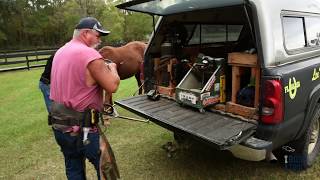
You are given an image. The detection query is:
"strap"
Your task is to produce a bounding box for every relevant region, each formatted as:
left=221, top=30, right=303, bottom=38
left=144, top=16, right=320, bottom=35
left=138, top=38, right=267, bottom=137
left=51, top=116, right=81, bottom=126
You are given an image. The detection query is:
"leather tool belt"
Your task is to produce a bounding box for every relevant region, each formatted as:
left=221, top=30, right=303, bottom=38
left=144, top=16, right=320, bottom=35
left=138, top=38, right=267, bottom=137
left=49, top=101, right=99, bottom=126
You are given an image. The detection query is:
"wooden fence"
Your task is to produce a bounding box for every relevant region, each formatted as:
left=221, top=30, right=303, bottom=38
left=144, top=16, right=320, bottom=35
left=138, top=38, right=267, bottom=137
left=0, top=42, right=127, bottom=73
left=0, top=48, right=57, bottom=72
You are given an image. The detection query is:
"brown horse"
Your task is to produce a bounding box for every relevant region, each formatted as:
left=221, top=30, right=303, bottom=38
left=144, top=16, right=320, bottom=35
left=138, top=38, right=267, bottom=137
left=99, top=41, right=147, bottom=94
left=98, top=41, right=147, bottom=179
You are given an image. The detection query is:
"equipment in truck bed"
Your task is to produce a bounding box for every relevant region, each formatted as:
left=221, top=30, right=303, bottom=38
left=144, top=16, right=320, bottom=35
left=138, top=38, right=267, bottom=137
left=175, top=55, right=225, bottom=112
left=115, top=95, right=256, bottom=150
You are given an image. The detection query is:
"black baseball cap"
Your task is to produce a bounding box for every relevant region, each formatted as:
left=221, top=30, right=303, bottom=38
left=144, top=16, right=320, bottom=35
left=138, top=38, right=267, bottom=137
left=75, top=17, right=110, bottom=36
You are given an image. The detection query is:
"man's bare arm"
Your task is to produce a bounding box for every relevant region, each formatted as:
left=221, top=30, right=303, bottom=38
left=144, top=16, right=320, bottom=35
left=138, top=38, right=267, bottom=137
left=87, top=59, right=120, bottom=93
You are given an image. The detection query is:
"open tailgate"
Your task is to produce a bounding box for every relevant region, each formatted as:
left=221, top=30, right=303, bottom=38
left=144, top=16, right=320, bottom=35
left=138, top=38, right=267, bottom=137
left=115, top=95, right=256, bottom=150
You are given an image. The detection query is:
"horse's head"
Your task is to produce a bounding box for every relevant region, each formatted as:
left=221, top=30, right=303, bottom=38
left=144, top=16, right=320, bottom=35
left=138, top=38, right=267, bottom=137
left=99, top=42, right=146, bottom=80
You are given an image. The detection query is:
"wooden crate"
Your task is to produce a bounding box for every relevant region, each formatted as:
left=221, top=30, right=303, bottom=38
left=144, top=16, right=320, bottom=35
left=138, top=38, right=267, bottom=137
left=157, top=86, right=175, bottom=97
left=226, top=102, right=258, bottom=119
left=154, top=57, right=177, bottom=97
left=211, top=104, right=226, bottom=111
left=228, top=52, right=260, bottom=108
left=228, top=52, right=258, bottom=67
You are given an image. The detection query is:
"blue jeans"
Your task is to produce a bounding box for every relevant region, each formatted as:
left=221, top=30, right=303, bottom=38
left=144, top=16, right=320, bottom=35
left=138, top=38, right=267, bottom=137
left=39, top=81, right=52, bottom=112
left=53, top=129, right=101, bottom=180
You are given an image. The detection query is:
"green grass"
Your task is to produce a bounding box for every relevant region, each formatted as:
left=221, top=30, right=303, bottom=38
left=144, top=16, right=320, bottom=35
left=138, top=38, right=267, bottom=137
left=1, top=69, right=320, bottom=179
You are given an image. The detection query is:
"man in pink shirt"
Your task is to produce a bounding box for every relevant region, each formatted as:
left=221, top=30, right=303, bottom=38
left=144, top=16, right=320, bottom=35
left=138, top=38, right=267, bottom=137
left=50, top=17, right=120, bottom=180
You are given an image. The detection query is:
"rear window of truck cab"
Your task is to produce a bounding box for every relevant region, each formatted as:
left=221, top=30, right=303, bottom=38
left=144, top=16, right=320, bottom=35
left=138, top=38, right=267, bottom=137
left=187, top=24, right=243, bottom=45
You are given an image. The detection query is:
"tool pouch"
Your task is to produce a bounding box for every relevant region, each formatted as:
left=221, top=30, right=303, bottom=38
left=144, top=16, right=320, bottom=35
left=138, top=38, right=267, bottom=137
left=50, top=102, right=83, bottom=126
left=49, top=102, right=100, bottom=128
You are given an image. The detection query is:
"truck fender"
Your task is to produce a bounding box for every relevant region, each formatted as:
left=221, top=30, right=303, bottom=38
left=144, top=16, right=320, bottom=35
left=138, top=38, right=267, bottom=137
left=295, top=84, right=320, bottom=140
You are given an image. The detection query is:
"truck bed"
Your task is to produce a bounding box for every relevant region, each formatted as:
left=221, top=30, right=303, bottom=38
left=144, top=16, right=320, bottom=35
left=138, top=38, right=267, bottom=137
left=115, top=95, right=257, bottom=150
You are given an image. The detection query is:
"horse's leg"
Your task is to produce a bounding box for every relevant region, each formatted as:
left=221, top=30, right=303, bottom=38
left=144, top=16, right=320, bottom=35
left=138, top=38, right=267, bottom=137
left=135, top=72, right=142, bottom=94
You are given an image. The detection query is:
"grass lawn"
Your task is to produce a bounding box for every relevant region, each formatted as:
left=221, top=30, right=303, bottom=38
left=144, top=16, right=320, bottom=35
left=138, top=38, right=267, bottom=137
left=1, top=69, right=320, bottom=179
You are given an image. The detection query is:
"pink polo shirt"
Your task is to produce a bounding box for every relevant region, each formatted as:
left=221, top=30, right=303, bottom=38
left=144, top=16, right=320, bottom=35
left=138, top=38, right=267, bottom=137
left=50, top=39, right=103, bottom=112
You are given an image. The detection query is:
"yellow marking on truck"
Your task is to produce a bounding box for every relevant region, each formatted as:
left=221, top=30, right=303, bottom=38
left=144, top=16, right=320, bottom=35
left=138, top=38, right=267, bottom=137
left=312, top=68, right=320, bottom=81
left=285, top=77, right=300, bottom=99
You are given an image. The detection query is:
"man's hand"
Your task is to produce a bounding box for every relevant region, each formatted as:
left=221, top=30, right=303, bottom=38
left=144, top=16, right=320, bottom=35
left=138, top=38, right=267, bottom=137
left=105, top=62, right=117, bottom=72
left=87, top=59, right=120, bottom=93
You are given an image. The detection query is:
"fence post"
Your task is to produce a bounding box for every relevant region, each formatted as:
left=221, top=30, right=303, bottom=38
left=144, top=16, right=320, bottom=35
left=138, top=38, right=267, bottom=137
left=4, top=51, right=8, bottom=63
left=26, top=55, right=30, bottom=70
left=35, top=47, right=39, bottom=62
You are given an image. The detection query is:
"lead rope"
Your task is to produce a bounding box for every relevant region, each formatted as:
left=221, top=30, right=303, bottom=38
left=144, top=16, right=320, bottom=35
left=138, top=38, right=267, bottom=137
left=132, top=78, right=147, bottom=96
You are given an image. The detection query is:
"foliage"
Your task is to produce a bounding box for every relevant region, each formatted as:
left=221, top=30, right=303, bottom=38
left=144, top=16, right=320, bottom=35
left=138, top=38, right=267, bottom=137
left=0, top=31, right=6, bottom=41
left=0, top=0, right=154, bottom=50
left=124, top=12, right=154, bottom=42
left=101, top=1, right=125, bottom=43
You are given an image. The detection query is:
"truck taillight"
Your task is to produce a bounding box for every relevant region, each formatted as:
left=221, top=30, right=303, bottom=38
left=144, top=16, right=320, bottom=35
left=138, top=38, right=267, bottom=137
left=261, top=79, right=284, bottom=124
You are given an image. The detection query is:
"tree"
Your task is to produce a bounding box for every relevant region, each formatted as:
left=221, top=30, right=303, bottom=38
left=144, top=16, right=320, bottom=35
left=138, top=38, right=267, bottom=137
left=101, top=1, right=125, bottom=44
left=0, top=0, right=155, bottom=49
left=124, top=12, right=153, bottom=42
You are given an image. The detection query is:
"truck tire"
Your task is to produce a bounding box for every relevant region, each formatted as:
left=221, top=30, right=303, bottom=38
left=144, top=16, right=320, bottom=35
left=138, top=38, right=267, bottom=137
left=276, top=104, right=320, bottom=170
